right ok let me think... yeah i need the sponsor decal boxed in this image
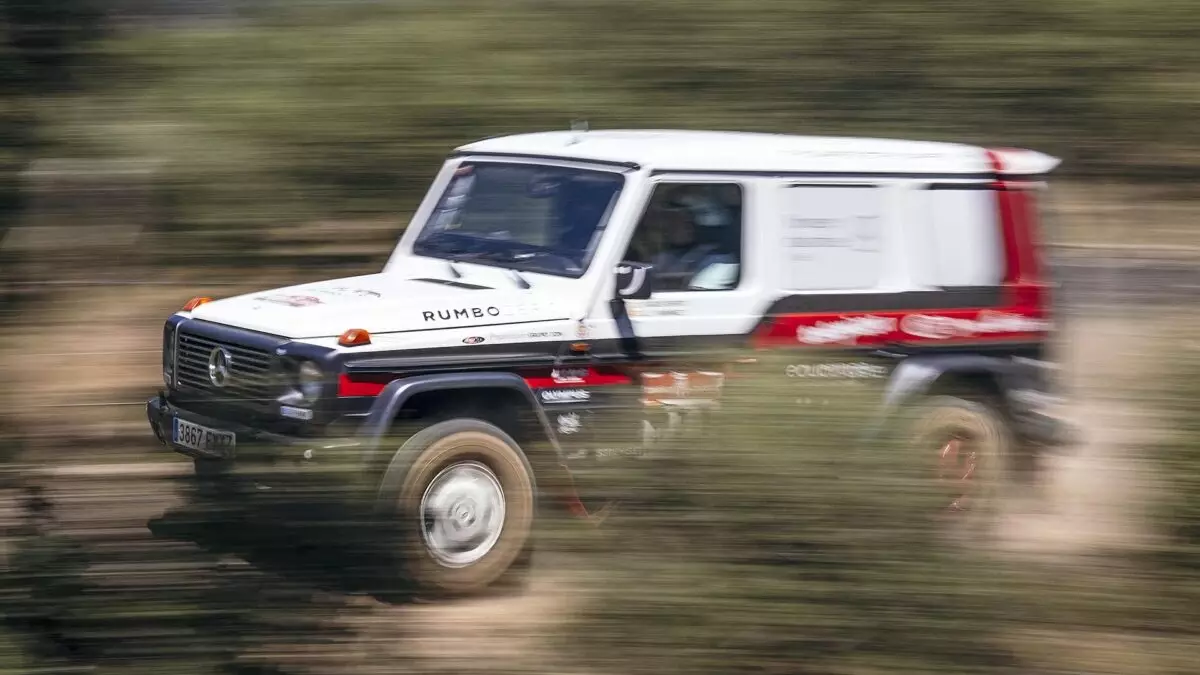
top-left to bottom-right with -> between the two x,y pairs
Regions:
422,306 -> 501,322
641,371 -> 725,403
556,412 -> 582,435
900,311 -> 1052,340
462,336 -> 485,345
627,299 -> 686,317
540,388 -> 591,404
255,294 -> 323,307
313,286 -> 381,299
768,309 -> 1050,347
551,367 -> 589,384
797,315 -> 896,345
785,362 -> 888,379
575,322 -> 590,339
489,329 -> 564,343
592,446 -> 648,460
524,369 -> 631,389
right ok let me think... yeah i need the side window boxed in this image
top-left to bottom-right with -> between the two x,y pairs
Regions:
623,182 -> 743,292
925,186 -> 1005,287
780,184 -> 884,291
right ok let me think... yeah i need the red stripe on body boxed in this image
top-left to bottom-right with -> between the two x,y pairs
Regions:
752,306 -> 1050,349
337,373 -> 394,397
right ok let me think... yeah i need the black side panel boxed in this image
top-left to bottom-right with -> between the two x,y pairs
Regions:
761,288 -> 1005,315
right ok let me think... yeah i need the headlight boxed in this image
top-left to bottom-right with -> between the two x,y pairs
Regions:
298,361 -> 323,402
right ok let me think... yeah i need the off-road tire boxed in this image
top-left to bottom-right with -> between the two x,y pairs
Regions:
375,418 -> 536,597
908,395 -> 1013,542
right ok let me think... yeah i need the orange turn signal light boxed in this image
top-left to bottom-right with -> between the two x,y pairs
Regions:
182,296 -> 213,311
569,342 -> 590,353
338,328 -> 371,347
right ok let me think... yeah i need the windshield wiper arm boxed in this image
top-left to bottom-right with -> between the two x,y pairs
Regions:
509,269 -> 531,289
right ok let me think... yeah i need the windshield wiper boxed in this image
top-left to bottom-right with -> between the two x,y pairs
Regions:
487,249 -> 581,274
509,269 -> 531,289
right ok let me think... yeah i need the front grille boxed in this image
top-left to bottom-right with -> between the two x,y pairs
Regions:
175,329 -> 278,404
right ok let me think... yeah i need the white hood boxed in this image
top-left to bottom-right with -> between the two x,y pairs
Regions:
186,272 -> 576,339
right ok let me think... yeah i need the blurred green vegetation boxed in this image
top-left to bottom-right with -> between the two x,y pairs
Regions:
0,0 -> 107,228
558,352 -> 1020,675
32,0 -> 1200,240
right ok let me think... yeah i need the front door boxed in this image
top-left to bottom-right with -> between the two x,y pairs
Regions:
563,179 -> 759,475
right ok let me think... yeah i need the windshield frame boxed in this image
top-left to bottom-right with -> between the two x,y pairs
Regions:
407,158 -> 629,279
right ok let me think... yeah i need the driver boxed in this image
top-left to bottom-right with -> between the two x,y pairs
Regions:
649,187 -> 736,288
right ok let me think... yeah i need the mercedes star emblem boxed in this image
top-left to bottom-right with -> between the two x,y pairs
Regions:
208,347 -> 233,387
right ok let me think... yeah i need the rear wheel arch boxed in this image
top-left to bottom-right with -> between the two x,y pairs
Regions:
883,356 -> 1016,415
925,369 -> 1007,410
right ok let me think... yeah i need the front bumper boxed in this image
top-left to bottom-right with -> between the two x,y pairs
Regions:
146,392 -> 365,474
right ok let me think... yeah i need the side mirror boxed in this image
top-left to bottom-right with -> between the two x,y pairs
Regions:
615,262 -> 653,300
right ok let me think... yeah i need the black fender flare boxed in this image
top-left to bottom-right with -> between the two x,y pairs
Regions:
354,371 -> 565,470
866,354 -> 1037,439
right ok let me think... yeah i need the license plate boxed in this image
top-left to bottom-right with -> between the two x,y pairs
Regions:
172,417 -> 236,458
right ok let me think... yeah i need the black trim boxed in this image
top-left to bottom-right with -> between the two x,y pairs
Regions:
346,349 -> 560,375
608,298 -> 642,359
357,372 -> 563,464
366,317 -> 574,337
785,182 -> 883,188
926,182 -> 1035,192
761,288 -> 1004,315
650,169 -> 997,180
411,277 -> 493,290
926,183 -> 998,191
449,150 -> 641,171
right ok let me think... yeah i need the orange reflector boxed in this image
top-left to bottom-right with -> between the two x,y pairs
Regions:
569,342 -> 589,353
338,328 -> 371,347
182,296 -> 213,311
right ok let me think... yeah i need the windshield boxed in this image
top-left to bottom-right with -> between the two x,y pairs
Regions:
412,161 -> 625,278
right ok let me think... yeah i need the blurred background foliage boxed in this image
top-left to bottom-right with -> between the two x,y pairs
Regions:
14,0 -> 1200,238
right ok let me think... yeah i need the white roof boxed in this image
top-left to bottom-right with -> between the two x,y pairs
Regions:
455,130 -> 1060,176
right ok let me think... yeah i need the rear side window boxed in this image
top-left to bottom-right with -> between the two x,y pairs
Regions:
922,185 -> 1005,288
779,183 -> 885,291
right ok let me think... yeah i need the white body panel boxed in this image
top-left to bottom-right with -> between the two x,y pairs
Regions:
186,271 -> 576,340
178,130 -> 1059,352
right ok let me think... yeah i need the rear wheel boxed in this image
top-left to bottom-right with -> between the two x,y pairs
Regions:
375,418 -> 536,597
908,395 -> 1013,540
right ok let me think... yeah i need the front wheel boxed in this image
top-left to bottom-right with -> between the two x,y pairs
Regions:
375,418 -> 536,597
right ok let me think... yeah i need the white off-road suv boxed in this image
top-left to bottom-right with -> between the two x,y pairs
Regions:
148,129 -> 1068,595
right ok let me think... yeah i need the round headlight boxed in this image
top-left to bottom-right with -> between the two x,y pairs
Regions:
298,361 -> 323,402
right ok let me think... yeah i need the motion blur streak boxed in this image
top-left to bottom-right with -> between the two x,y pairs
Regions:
1,1 -> 1197,674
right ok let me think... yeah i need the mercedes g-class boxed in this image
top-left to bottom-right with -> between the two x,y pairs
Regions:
148,129 -> 1068,595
